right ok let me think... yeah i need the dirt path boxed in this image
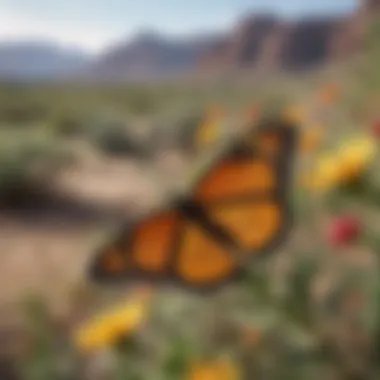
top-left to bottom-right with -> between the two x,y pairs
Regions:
0,165 -> 149,312
0,216 -> 97,310
0,152 -> 190,318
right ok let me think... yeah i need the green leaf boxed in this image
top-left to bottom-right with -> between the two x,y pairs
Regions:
282,258 -> 319,328
162,337 -> 194,379
244,265 -> 274,306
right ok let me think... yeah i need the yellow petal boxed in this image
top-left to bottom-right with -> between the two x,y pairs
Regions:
338,137 -> 376,165
337,137 -> 376,181
307,154 -> 343,192
74,296 -> 150,353
187,359 -> 241,380
196,108 -> 224,148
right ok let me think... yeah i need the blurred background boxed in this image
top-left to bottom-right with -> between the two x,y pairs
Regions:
0,0 -> 380,379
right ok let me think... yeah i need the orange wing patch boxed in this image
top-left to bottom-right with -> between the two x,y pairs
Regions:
208,202 -> 283,252
194,159 -> 275,203
132,212 -> 179,273
90,211 -> 182,281
175,221 -> 237,286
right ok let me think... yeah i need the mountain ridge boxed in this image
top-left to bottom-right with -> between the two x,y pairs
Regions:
0,1 -> 377,82
0,41 -> 90,81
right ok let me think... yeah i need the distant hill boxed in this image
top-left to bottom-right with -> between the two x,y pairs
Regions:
0,41 -> 89,81
78,31 -> 221,82
0,1 -> 377,83
79,1 -> 376,81
198,1 -> 378,74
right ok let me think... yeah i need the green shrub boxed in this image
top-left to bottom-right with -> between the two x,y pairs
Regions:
0,130 -> 73,206
127,91 -> 155,115
89,118 -> 147,158
149,108 -> 205,154
51,113 -> 90,137
0,102 -> 49,125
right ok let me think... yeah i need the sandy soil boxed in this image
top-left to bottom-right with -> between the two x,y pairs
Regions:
0,149 -> 191,321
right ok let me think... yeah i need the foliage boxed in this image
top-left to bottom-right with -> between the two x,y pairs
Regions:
89,118 -> 147,158
0,129 -> 73,205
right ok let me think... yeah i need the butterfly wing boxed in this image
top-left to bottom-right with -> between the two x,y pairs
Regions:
90,211 -> 182,284
89,207 -> 240,290
169,200 -> 242,289
190,121 -> 296,258
89,121 -> 296,290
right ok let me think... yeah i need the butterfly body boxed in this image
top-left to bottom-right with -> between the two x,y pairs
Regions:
89,121 -> 297,291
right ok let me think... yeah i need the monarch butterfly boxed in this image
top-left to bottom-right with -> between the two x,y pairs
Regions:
89,119 -> 297,291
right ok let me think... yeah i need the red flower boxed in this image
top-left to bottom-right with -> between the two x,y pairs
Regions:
372,119 -> 380,138
327,216 -> 360,246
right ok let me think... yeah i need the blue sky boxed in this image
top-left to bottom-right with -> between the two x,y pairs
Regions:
0,0 -> 358,53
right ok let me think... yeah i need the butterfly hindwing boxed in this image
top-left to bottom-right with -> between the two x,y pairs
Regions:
89,211 -> 183,284
168,200 -> 241,289
173,219 -> 240,288
89,208 -> 240,290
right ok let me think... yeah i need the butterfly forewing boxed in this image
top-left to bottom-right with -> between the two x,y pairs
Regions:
193,157 -> 276,204
191,122 -> 296,255
130,211 -> 180,273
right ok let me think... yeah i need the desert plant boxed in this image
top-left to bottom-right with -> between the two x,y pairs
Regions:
89,117 -> 147,159
0,130 -> 73,206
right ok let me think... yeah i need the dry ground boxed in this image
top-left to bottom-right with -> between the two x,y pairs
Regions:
0,149 -> 191,321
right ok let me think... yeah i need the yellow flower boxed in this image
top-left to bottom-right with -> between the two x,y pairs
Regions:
337,137 -> 376,181
187,359 -> 241,380
305,136 -> 377,192
196,107 -> 224,148
74,292 -> 151,353
306,154 -> 342,191
332,138 -> 374,185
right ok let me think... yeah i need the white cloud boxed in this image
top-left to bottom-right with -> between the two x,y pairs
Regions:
0,7 -> 119,53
